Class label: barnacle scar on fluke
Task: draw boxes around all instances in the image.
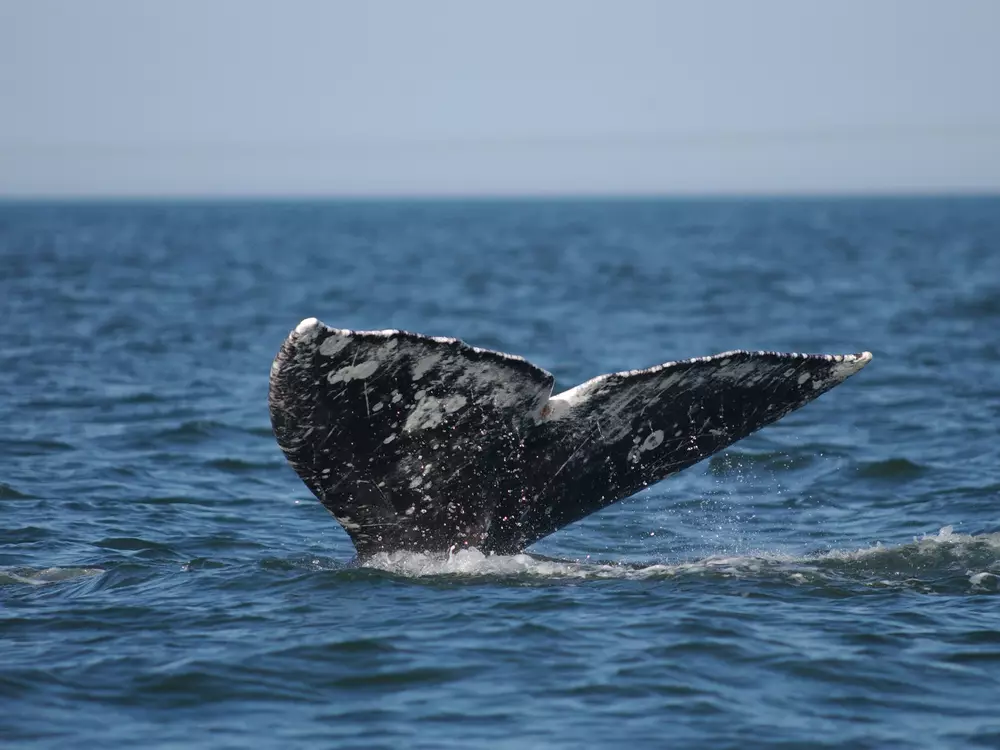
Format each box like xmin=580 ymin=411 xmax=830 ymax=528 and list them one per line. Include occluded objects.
xmin=269 ymin=318 xmax=871 ymax=558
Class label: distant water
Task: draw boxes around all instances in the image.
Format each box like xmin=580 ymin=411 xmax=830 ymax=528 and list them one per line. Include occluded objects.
xmin=2 ymin=197 xmax=999 ymax=749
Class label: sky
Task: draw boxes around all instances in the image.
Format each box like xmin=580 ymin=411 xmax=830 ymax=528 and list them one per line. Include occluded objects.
xmin=2 ymin=0 xmax=999 ymax=197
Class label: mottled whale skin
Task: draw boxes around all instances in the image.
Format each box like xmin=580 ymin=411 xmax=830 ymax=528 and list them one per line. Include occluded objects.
xmin=269 ymin=318 xmax=871 ymax=558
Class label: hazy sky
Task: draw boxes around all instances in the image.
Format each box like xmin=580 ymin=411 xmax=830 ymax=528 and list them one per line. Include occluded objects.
xmin=2 ymin=0 xmax=999 ymax=196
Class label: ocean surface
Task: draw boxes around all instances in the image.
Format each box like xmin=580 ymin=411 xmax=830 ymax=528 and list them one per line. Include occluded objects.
xmin=2 ymin=197 xmax=999 ymax=749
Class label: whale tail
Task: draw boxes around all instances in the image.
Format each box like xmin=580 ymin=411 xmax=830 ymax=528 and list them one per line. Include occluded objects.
xmin=268 ymin=318 xmax=871 ymax=557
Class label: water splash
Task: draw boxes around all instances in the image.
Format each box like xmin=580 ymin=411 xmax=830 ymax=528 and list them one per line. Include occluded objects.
xmin=360 ymin=526 xmax=1000 ymax=591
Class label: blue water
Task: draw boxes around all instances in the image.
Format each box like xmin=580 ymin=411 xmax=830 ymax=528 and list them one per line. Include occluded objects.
xmin=2 ymin=197 xmax=999 ymax=749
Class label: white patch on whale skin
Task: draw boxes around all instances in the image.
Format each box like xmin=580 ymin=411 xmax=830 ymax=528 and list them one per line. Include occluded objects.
xmin=540 ymin=381 xmax=600 ymax=421
xmin=295 ymin=317 xmax=320 ymax=335
xmin=404 ymin=396 xmax=445 ymax=432
xmin=319 ymin=334 xmax=351 ymax=357
xmin=327 ymin=359 xmax=380 ymax=384
xmin=629 ymin=428 xmax=665 ymax=464
xmin=412 ymin=354 xmax=442 ymax=381
xmin=337 ymin=515 xmax=362 ymax=532
xmin=443 ymin=394 xmax=467 ymax=412
xmin=403 ymin=394 xmax=468 ymax=432
xmin=713 ymin=360 xmax=765 ymax=383
xmin=448 ymin=360 xmax=526 ymax=409
xmin=642 ymin=429 xmax=664 ymax=451
xmin=540 ymin=397 xmax=572 ymax=421
xmin=287 ymin=318 xmax=322 ymax=365
xmin=831 ymin=352 xmax=872 ymax=380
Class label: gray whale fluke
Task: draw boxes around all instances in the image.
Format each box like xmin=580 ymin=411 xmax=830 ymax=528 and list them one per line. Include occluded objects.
xmin=269 ymin=318 xmax=871 ymax=558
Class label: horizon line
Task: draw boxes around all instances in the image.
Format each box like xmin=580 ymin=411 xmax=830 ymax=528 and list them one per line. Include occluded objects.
xmin=2 ymin=188 xmax=1000 ymax=205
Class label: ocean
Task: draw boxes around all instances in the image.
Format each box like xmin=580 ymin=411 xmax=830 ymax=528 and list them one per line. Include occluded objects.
xmin=2 ymin=197 xmax=999 ymax=749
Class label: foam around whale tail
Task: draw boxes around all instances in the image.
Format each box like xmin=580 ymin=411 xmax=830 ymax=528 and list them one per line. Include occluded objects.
xmin=269 ymin=318 xmax=871 ymax=557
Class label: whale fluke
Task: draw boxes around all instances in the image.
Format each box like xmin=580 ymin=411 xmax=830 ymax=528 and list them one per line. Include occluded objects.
xmin=269 ymin=318 xmax=871 ymax=557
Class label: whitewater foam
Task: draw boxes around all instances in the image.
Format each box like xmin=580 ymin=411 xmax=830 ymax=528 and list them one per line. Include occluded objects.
xmin=359 ymin=526 xmax=1000 ymax=587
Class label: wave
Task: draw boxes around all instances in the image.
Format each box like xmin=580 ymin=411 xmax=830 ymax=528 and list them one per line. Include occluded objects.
xmin=0 ymin=566 xmax=105 ymax=586
xmin=0 ymin=483 xmax=35 ymax=500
